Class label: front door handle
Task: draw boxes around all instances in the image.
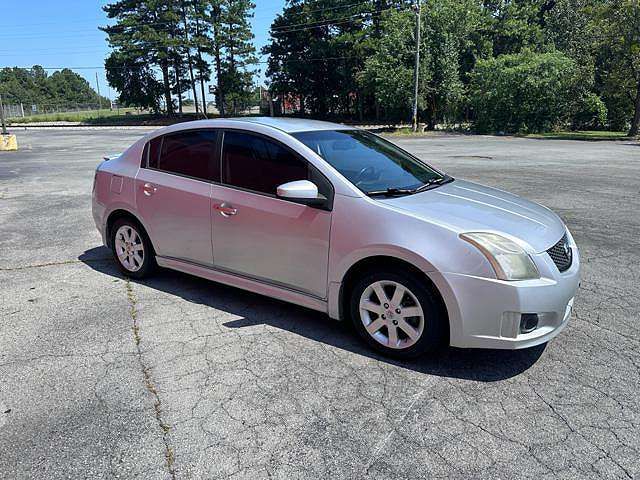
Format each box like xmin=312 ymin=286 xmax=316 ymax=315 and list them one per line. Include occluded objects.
xmin=142 ymin=183 xmax=157 ymax=196
xmin=214 ymin=202 xmax=237 ymax=217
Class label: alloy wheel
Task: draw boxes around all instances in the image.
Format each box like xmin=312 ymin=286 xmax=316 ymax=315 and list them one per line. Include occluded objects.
xmin=115 ymin=225 xmax=144 ymax=272
xmin=359 ymin=280 xmax=425 ymax=349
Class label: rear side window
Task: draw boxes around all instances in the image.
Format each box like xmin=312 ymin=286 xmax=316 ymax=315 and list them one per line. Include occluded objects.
xmin=147 ymin=136 xmax=161 ymax=169
xmin=146 ymin=130 xmax=219 ymax=182
xmin=222 ymin=131 xmax=308 ymax=195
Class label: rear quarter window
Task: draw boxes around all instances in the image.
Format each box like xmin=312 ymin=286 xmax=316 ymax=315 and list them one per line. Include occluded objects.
xmin=143 ymin=130 xmax=219 ymax=182
xmin=146 ymin=136 xmax=162 ymax=169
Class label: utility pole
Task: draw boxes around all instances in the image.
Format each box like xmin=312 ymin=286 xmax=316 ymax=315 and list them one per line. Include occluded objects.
xmin=269 ymin=90 xmax=274 ymax=117
xmin=96 ymin=72 xmax=103 ymax=116
xmin=411 ymin=0 xmax=422 ymax=133
xmin=0 ymin=93 xmax=7 ymax=135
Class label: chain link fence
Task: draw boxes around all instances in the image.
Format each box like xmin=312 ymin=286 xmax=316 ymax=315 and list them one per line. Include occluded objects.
xmin=2 ymin=102 xmax=147 ymax=123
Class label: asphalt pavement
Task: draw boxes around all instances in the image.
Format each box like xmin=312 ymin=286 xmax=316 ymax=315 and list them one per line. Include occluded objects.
xmin=1 ymin=127 xmax=639 ymax=479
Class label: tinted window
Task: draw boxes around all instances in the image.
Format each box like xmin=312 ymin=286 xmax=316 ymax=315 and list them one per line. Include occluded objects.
xmin=147 ymin=136 xmax=161 ymax=169
xmin=292 ymin=130 xmax=442 ymax=193
xmin=222 ymin=131 xmax=308 ymax=195
xmin=148 ymin=130 xmax=219 ymax=181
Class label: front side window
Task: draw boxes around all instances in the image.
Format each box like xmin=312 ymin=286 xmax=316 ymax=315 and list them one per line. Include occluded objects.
xmin=222 ymin=130 xmax=309 ymax=195
xmin=292 ymin=130 xmax=444 ymax=194
xmin=147 ymin=129 xmax=219 ymax=181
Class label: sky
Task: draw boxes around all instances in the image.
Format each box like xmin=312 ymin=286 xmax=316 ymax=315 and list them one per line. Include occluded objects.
xmin=0 ymin=0 xmax=284 ymax=101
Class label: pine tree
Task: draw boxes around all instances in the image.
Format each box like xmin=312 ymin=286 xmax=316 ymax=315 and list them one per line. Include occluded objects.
xmin=220 ymin=0 xmax=257 ymax=115
xmin=102 ymin=0 xmax=185 ymax=114
xmin=180 ymin=0 xmax=202 ymax=115
xmin=202 ymin=0 xmax=228 ymax=115
xmin=191 ymin=0 xmax=213 ymax=115
xmin=102 ymin=0 xmax=257 ymax=117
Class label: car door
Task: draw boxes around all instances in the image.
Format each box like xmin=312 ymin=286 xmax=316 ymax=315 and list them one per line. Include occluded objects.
xmin=211 ymin=130 xmax=333 ymax=299
xmin=135 ymin=129 xmax=219 ymax=266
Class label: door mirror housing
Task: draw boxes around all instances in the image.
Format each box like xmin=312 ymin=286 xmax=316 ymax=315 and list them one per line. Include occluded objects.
xmin=276 ymin=180 xmax=328 ymax=209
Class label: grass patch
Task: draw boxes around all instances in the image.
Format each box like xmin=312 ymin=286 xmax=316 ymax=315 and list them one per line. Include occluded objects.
xmin=387 ymin=127 xmax=421 ymax=136
xmin=9 ymin=110 xmax=215 ymax=126
xmin=8 ymin=108 xmax=139 ymax=124
xmin=86 ymin=112 xmax=202 ymax=126
xmin=385 ymin=127 xmax=450 ymax=136
xmin=525 ymin=130 xmax=631 ymax=141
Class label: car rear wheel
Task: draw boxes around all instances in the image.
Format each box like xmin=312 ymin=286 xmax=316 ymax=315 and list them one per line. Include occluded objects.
xmin=349 ymin=270 xmax=446 ymax=358
xmin=111 ymin=218 xmax=156 ymax=278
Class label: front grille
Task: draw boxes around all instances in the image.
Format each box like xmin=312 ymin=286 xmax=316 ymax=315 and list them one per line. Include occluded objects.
xmin=547 ymin=234 xmax=572 ymax=272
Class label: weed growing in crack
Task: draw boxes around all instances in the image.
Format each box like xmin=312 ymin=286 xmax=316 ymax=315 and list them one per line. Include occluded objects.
xmin=125 ymin=278 xmax=177 ymax=479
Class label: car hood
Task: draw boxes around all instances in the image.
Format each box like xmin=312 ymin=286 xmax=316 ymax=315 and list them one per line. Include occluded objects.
xmin=378 ymin=179 xmax=565 ymax=253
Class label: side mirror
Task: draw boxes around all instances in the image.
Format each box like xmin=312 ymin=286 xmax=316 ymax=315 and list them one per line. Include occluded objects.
xmin=276 ymin=180 xmax=328 ymax=209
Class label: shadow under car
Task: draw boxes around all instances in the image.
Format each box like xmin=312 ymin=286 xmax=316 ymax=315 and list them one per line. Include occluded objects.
xmin=79 ymin=246 xmax=546 ymax=382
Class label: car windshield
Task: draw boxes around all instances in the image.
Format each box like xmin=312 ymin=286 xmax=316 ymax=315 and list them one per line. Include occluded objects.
xmin=292 ymin=129 xmax=444 ymax=194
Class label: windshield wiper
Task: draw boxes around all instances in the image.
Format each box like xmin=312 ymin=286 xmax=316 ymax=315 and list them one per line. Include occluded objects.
xmin=367 ymin=176 xmax=453 ymax=197
xmin=366 ymin=187 xmax=419 ymax=197
xmin=414 ymin=175 xmax=453 ymax=193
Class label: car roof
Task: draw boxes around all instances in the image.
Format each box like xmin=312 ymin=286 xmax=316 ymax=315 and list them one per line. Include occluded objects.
xmin=164 ymin=117 xmax=356 ymax=134
xmin=229 ymin=117 xmax=355 ymax=133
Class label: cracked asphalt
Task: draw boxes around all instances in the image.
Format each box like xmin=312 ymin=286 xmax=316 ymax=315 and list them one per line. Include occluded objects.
xmin=1 ymin=128 xmax=639 ymax=479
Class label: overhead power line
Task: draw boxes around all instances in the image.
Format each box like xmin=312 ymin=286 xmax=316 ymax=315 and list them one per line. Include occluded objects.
xmin=0 ymin=3 xmax=403 ymax=40
xmin=0 ymin=1 xmax=379 ymax=37
xmin=3 ymin=56 xmax=363 ymax=71
xmin=282 ymin=1 xmax=380 ymax=17
xmin=272 ymin=6 xmax=406 ymax=33
xmin=0 ymin=8 xmax=405 ymax=46
xmin=0 ymin=1 xmax=374 ymax=30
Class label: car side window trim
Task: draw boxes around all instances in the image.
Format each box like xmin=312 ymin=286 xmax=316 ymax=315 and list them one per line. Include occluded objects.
xmin=141 ymin=129 xmax=221 ymax=184
xmin=219 ymin=129 xmax=335 ymax=208
xmin=141 ymin=141 xmax=149 ymax=168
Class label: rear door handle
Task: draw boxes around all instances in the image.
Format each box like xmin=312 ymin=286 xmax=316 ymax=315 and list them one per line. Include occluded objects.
xmin=214 ymin=202 xmax=237 ymax=217
xmin=142 ymin=183 xmax=157 ymax=196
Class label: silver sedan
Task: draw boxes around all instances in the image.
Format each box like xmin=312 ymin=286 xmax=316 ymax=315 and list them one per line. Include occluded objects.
xmin=92 ymin=117 xmax=580 ymax=358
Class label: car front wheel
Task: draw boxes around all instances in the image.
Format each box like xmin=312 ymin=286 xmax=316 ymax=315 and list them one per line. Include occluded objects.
xmin=349 ymin=270 xmax=446 ymax=358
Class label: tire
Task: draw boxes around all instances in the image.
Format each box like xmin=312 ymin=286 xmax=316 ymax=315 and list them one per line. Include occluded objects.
xmin=349 ymin=269 xmax=446 ymax=359
xmin=110 ymin=217 xmax=156 ymax=279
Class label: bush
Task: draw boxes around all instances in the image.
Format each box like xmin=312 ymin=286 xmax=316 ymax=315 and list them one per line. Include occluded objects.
xmin=470 ymin=51 xmax=583 ymax=134
xmin=572 ymin=93 xmax=607 ymax=130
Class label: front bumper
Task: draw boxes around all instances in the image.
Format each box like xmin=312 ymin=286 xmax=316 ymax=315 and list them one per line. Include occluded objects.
xmin=435 ymin=243 xmax=580 ymax=350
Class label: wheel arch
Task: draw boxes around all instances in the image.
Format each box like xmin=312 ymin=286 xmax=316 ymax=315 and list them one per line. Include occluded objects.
xmin=105 ymin=208 xmax=152 ymax=250
xmin=337 ymin=255 xmax=450 ymax=342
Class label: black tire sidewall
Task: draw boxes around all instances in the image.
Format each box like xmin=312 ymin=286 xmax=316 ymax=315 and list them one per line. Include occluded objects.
xmin=349 ymin=270 xmax=446 ymax=358
xmin=110 ymin=218 xmax=155 ymax=279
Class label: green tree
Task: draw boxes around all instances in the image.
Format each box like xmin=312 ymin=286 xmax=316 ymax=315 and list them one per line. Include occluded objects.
xmin=219 ymin=0 xmax=257 ymax=115
xmin=590 ymin=0 xmax=640 ymax=136
xmin=105 ymin=52 xmax=163 ymax=111
xmin=358 ymin=0 xmax=487 ymax=127
xmin=102 ymin=0 xmax=257 ymax=116
xmin=199 ymin=0 xmax=257 ymax=115
xmin=190 ymin=0 xmax=214 ymax=115
xmin=265 ymin=0 xmax=399 ymax=118
xmin=572 ymin=92 xmax=608 ymax=130
xmin=0 ymin=66 xmax=108 ymax=109
xmin=358 ymin=9 xmax=418 ymax=120
xmin=544 ymin=0 xmax=597 ymax=63
xmin=421 ymin=0 xmax=488 ymax=128
xmin=102 ymin=0 xmax=186 ymax=114
xmin=484 ymin=0 xmax=551 ymax=56
xmin=470 ymin=50 xmax=583 ymax=133
xmin=263 ymin=0 xmax=312 ymax=115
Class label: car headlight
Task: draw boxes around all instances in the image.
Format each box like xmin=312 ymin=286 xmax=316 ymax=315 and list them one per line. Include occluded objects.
xmin=460 ymin=232 xmax=540 ymax=281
